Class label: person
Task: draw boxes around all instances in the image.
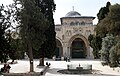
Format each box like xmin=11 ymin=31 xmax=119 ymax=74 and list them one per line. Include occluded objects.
xmin=67 ymin=57 xmax=70 ymax=62
xmin=3 ymin=63 xmax=11 ymax=73
xmin=65 ymin=56 xmax=67 ymax=62
xmin=46 ymin=62 xmax=48 ymax=65
xmin=3 ymin=63 xmax=7 ymax=73
xmin=6 ymin=64 xmax=11 ymax=73
xmin=0 ymin=67 xmax=4 ymax=73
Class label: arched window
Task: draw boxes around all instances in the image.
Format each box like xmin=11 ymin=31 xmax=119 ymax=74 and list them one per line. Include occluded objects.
xmin=86 ymin=30 xmax=91 ymax=36
xmin=64 ymin=22 xmax=67 ymax=25
xmin=81 ymin=21 xmax=85 ymax=25
xmin=75 ymin=21 xmax=79 ymax=25
xmin=62 ymin=35 xmax=64 ymax=40
xmin=70 ymin=22 xmax=75 ymax=26
xmin=66 ymin=30 xmax=72 ymax=36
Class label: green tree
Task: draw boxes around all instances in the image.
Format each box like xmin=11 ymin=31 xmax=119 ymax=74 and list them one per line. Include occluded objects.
xmin=0 ymin=3 xmax=24 ymax=63
xmin=101 ymin=34 xmax=116 ymax=65
xmin=97 ymin=1 xmax=111 ymax=22
xmin=114 ymin=41 xmax=120 ymax=64
xmin=107 ymin=4 xmax=120 ymax=36
xmin=15 ymin=0 xmax=48 ymax=72
xmin=35 ymin=0 xmax=56 ymax=66
xmin=88 ymin=34 xmax=102 ymax=59
xmin=96 ymin=2 xmax=111 ymax=37
xmin=109 ymin=46 xmax=117 ymax=67
xmin=6 ymin=31 xmax=18 ymax=63
xmin=96 ymin=3 xmax=120 ymax=67
xmin=0 ymin=4 xmax=11 ymax=63
xmin=89 ymin=2 xmax=111 ymax=59
xmin=96 ymin=4 xmax=120 ymax=37
xmin=8 ymin=31 xmax=24 ymax=63
xmin=95 ymin=17 xmax=110 ymax=37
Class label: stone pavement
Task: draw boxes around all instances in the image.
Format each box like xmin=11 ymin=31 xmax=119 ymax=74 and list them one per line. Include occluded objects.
xmin=45 ymin=59 xmax=120 ymax=76
xmin=0 ymin=59 xmax=120 ymax=76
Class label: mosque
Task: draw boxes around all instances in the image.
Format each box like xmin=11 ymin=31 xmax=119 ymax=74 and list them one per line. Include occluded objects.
xmin=55 ymin=10 xmax=95 ymax=59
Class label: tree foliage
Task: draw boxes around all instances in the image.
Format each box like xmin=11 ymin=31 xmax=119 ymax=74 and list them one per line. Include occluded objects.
xmin=114 ymin=41 xmax=120 ymax=64
xmin=101 ymin=34 xmax=116 ymax=65
xmin=0 ymin=2 xmax=26 ymax=63
xmin=88 ymin=34 xmax=102 ymax=59
xmin=88 ymin=2 xmax=111 ymax=59
xmin=97 ymin=1 xmax=111 ymax=22
xmin=96 ymin=4 xmax=120 ymax=37
xmin=16 ymin=0 xmax=48 ymax=54
xmin=35 ymin=0 xmax=56 ymax=58
xmin=0 ymin=4 xmax=14 ymax=63
xmin=109 ymin=46 xmax=117 ymax=67
xmin=96 ymin=3 xmax=120 ymax=67
xmin=15 ymin=0 xmax=49 ymax=72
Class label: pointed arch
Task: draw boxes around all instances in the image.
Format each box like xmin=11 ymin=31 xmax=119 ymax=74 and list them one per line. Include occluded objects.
xmin=68 ymin=34 xmax=89 ymax=58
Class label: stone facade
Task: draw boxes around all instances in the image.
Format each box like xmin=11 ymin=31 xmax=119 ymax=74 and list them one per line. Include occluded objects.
xmin=55 ymin=11 xmax=95 ymax=59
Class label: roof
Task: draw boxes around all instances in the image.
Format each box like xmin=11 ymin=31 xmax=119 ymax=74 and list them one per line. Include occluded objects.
xmin=65 ymin=11 xmax=81 ymax=17
xmin=62 ymin=11 xmax=95 ymax=19
xmin=61 ymin=16 xmax=95 ymax=19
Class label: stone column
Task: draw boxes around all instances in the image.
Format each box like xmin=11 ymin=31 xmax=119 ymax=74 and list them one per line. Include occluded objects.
xmin=67 ymin=47 xmax=71 ymax=58
xmin=89 ymin=47 xmax=94 ymax=59
xmin=62 ymin=43 xmax=68 ymax=57
xmin=86 ymin=46 xmax=90 ymax=58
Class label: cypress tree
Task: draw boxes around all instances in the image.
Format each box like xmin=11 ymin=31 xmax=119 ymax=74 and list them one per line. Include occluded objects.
xmin=97 ymin=1 xmax=111 ymax=22
xmin=35 ymin=0 xmax=56 ymax=66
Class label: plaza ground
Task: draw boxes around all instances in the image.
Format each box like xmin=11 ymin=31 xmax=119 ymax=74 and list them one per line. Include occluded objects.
xmin=0 ymin=59 xmax=120 ymax=76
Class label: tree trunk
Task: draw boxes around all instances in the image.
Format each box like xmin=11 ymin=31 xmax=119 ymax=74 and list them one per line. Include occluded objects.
xmin=28 ymin=41 xmax=34 ymax=72
xmin=39 ymin=49 xmax=44 ymax=66
xmin=39 ymin=57 xmax=44 ymax=66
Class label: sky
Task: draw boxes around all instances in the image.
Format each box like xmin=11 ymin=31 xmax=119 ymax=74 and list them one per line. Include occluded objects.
xmin=0 ymin=0 xmax=120 ymax=24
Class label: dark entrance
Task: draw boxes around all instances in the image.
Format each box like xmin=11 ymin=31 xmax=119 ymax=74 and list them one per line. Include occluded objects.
xmin=55 ymin=39 xmax=63 ymax=58
xmin=71 ymin=38 xmax=86 ymax=58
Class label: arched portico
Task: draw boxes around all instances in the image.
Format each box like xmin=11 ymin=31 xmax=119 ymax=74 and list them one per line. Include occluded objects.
xmin=68 ymin=34 xmax=89 ymax=58
xmin=55 ymin=37 xmax=63 ymax=57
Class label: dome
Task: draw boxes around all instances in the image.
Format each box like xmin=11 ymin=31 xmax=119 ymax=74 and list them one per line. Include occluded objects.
xmin=65 ymin=11 xmax=81 ymax=17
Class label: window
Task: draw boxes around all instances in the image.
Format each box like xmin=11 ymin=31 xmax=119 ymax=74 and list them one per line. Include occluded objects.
xmin=70 ymin=22 xmax=75 ymax=26
xmin=81 ymin=21 xmax=85 ymax=25
xmin=86 ymin=30 xmax=91 ymax=36
xmin=75 ymin=21 xmax=79 ymax=25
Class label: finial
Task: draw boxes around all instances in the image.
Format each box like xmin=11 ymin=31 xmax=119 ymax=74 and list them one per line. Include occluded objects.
xmin=72 ymin=6 xmax=74 ymax=11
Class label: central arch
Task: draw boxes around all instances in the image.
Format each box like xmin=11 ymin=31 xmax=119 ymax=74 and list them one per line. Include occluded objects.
xmin=71 ymin=38 xmax=86 ymax=58
xmin=68 ymin=34 xmax=89 ymax=58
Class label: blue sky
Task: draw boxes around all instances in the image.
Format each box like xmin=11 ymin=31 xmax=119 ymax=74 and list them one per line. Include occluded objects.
xmin=0 ymin=0 xmax=120 ymax=24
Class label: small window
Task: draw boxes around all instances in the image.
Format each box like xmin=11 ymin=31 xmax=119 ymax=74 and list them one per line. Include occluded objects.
xmin=86 ymin=30 xmax=91 ymax=36
xmin=64 ymin=22 xmax=67 ymax=25
xmin=81 ymin=21 xmax=85 ymax=25
xmin=62 ymin=35 xmax=64 ymax=40
xmin=75 ymin=21 xmax=79 ymax=25
xmin=70 ymin=22 xmax=75 ymax=26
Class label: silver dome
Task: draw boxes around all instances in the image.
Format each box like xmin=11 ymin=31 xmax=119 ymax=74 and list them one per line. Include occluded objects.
xmin=65 ymin=11 xmax=81 ymax=17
